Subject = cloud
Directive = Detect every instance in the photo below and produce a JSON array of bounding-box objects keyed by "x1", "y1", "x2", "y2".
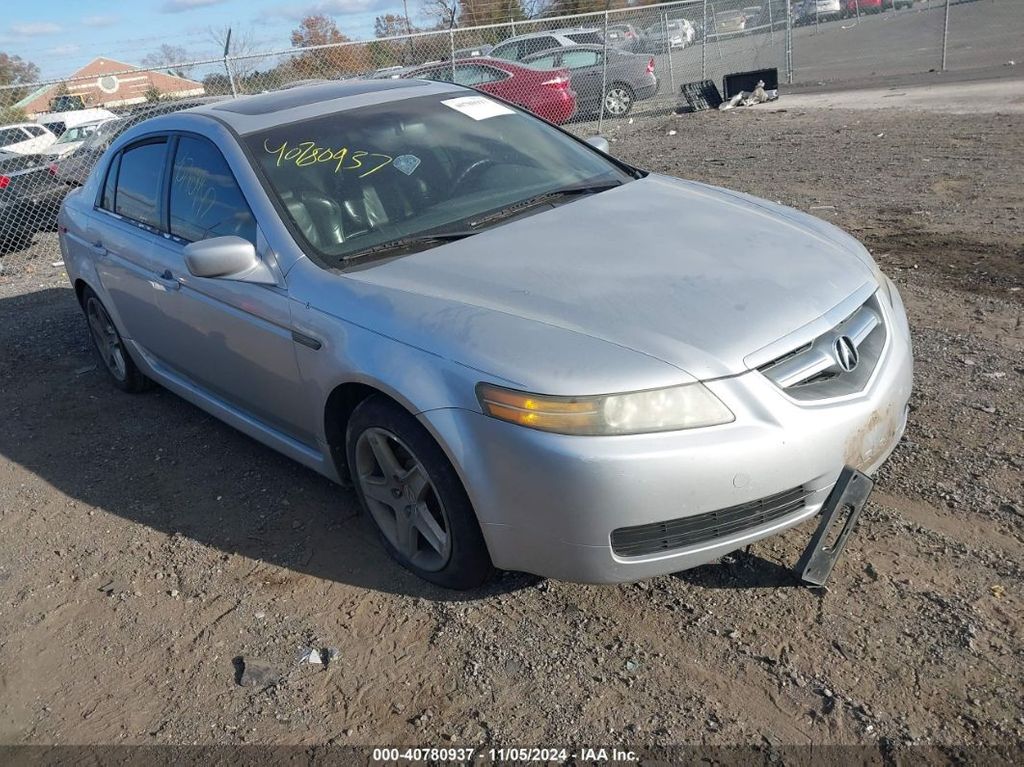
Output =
[
  {"x1": 261, "y1": 0, "x2": 392, "y2": 22},
  {"x1": 161, "y1": 0, "x2": 228, "y2": 13},
  {"x1": 10, "y1": 22, "x2": 62, "y2": 37},
  {"x1": 82, "y1": 15, "x2": 119, "y2": 28}
]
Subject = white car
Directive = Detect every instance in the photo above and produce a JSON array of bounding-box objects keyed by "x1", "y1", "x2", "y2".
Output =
[
  {"x1": 0, "y1": 123, "x2": 57, "y2": 157},
  {"x1": 41, "y1": 120, "x2": 111, "y2": 158}
]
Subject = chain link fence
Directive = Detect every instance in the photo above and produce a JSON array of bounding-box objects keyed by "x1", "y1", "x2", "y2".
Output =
[{"x1": 0, "y1": 0, "x2": 1016, "y2": 278}]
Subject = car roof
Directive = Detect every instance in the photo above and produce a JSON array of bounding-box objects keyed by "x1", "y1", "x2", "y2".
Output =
[
  {"x1": 495, "y1": 31, "x2": 568, "y2": 43},
  {"x1": 521, "y1": 44, "x2": 606, "y2": 60},
  {"x1": 181, "y1": 79, "x2": 464, "y2": 135}
]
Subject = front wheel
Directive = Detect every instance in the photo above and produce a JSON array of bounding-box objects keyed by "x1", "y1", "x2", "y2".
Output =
[
  {"x1": 603, "y1": 84, "x2": 635, "y2": 118},
  {"x1": 346, "y1": 396, "x2": 492, "y2": 589}
]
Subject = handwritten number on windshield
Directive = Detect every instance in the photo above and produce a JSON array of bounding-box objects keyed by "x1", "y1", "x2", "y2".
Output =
[{"x1": 263, "y1": 140, "x2": 393, "y2": 178}]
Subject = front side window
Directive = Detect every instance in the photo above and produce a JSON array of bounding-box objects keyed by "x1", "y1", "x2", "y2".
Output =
[
  {"x1": 25, "y1": 125, "x2": 48, "y2": 137},
  {"x1": 113, "y1": 140, "x2": 166, "y2": 228},
  {"x1": 169, "y1": 136, "x2": 256, "y2": 244},
  {"x1": 246, "y1": 93, "x2": 631, "y2": 266}
]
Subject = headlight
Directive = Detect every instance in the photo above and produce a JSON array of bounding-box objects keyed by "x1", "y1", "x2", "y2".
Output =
[{"x1": 476, "y1": 382, "x2": 734, "y2": 436}]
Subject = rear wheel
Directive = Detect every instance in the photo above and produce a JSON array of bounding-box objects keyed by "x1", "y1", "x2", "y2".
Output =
[
  {"x1": 346, "y1": 396, "x2": 492, "y2": 589},
  {"x1": 603, "y1": 84, "x2": 635, "y2": 118},
  {"x1": 81, "y1": 286, "x2": 150, "y2": 392}
]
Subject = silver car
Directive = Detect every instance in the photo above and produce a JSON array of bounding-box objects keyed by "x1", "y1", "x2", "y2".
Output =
[{"x1": 59, "y1": 80, "x2": 913, "y2": 589}]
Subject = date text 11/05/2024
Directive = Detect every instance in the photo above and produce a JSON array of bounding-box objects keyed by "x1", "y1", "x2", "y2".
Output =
[{"x1": 371, "y1": 747, "x2": 639, "y2": 762}]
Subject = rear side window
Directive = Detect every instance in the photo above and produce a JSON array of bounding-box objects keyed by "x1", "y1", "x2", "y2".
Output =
[
  {"x1": 522, "y1": 37, "x2": 558, "y2": 57},
  {"x1": 562, "y1": 50, "x2": 600, "y2": 69},
  {"x1": 169, "y1": 135, "x2": 256, "y2": 245},
  {"x1": 25, "y1": 125, "x2": 48, "y2": 137},
  {"x1": 453, "y1": 64, "x2": 505, "y2": 87},
  {"x1": 0, "y1": 128, "x2": 22, "y2": 148},
  {"x1": 114, "y1": 140, "x2": 166, "y2": 228}
]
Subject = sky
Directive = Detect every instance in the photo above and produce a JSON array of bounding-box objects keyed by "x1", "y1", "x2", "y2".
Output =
[{"x1": 1, "y1": 0, "x2": 410, "y2": 81}]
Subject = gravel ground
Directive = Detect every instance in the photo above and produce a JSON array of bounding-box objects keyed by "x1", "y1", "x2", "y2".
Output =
[{"x1": 0, "y1": 105, "x2": 1021, "y2": 752}]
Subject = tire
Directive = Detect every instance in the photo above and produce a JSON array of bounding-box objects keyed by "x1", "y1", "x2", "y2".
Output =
[
  {"x1": 346, "y1": 395, "x2": 492, "y2": 590},
  {"x1": 80, "y1": 285, "x2": 150, "y2": 393},
  {"x1": 602, "y1": 83, "x2": 635, "y2": 118}
]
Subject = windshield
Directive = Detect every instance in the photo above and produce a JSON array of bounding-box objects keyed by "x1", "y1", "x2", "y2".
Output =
[
  {"x1": 245, "y1": 93, "x2": 632, "y2": 266},
  {"x1": 55, "y1": 123, "x2": 102, "y2": 144},
  {"x1": 80, "y1": 117, "x2": 126, "y2": 151}
]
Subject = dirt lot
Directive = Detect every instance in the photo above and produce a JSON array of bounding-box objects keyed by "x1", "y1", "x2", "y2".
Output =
[{"x1": 0, "y1": 104, "x2": 1021, "y2": 753}]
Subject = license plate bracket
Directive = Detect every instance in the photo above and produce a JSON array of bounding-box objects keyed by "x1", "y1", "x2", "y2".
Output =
[{"x1": 796, "y1": 467, "x2": 873, "y2": 587}]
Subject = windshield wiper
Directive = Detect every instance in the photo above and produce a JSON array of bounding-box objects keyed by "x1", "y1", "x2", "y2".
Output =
[
  {"x1": 340, "y1": 231, "x2": 475, "y2": 265},
  {"x1": 338, "y1": 181, "x2": 621, "y2": 266},
  {"x1": 466, "y1": 181, "x2": 622, "y2": 229}
]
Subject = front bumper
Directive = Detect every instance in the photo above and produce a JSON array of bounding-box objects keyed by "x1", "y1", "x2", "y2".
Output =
[{"x1": 420, "y1": 289, "x2": 913, "y2": 583}]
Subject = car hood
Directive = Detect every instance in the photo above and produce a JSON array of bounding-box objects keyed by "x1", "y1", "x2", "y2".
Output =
[{"x1": 343, "y1": 174, "x2": 876, "y2": 381}]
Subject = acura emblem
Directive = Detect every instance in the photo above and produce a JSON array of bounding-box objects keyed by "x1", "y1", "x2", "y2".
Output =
[{"x1": 834, "y1": 335, "x2": 859, "y2": 372}]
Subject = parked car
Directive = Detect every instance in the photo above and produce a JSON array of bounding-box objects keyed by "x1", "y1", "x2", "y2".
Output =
[
  {"x1": 0, "y1": 123, "x2": 57, "y2": 157},
  {"x1": 50, "y1": 97, "x2": 227, "y2": 187},
  {"x1": 41, "y1": 120, "x2": 111, "y2": 158},
  {"x1": 521, "y1": 45, "x2": 657, "y2": 118},
  {"x1": 0, "y1": 152, "x2": 69, "y2": 250},
  {"x1": 36, "y1": 107, "x2": 117, "y2": 138},
  {"x1": 799, "y1": 0, "x2": 843, "y2": 20},
  {"x1": 450, "y1": 44, "x2": 494, "y2": 59},
  {"x1": 843, "y1": 0, "x2": 883, "y2": 14},
  {"x1": 489, "y1": 28, "x2": 603, "y2": 62},
  {"x1": 404, "y1": 58, "x2": 577, "y2": 124},
  {"x1": 604, "y1": 23, "x2": 642, "y2": 51},
  {"x1": 59, "y1": 79, "x2": 912, "y2": 588},
  {"x1": 640, "y1": 18, "x2": 696, "y2": 52},
  {"x1": 713, "y1": 10, "x2": 749, "y2": 35}
]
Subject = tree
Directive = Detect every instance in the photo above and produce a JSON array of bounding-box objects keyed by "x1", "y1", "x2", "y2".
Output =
[
  {"x1": 375, "y1": 13, "x2": 413, "y2": 38},
  {"x1": 144, "y1": 85, "x2": 162, "y2": 102},
  {"x1": 459, "y1": 0, "x2": 528, "y2": 27},
  {"x1": 141, "y1": 44, "x2": 192, "y2": 79},
  {"x1": 0, "y1": 52, "x2": 40, "y2": 111},
  {"x1": 420, "y1": 0, "x2": 459, "y2": 29},
  {"x1": 289, "y1": 14, "x2": 362, "y2": 76},
  {"x1": 202, "y1": 72, "x2": 233, "y2": 96},
  {"x1": 207, "y1": 25, "x2": 264, "y2": 82}
]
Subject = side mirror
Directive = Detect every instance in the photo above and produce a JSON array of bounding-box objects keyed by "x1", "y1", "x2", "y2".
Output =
[
  {"x1": 183, "y1": 236, "x2": 276, "y2": 285},
  {"x1": 585, "y1": 135, "x2": 610, "y2": 154}
]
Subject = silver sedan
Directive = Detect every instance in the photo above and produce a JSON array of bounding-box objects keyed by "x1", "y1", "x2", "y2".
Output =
[{"x1": 59, "y1": 80, "x2": 913, "y2": 588}]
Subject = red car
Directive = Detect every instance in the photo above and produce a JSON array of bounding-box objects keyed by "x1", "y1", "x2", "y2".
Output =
[
  {"x1": 844, "y1": 0, "x2": 883, "y2": 13},
  {"x1": 404, "y1": 58, "x2": 577, "y2": 125}
]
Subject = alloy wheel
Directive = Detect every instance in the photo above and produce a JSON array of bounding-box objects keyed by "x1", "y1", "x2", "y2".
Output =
[
  {"x1": 86, "y1": 297, "x2": 127, "y2": 381},
  {"x1": 354, "y1": 427, "x2": 452, "y2": 572},
  {"x1": 604, "y1": 87, "x2": 633, "y2": 117}
]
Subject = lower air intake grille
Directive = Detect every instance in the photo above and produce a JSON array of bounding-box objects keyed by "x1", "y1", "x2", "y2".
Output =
[{"x1": 610, "y1": 486, "x2": 808, "y2": 557}]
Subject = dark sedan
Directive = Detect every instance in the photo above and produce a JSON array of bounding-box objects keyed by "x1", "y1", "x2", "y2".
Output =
[
  {"x1": 0, "y1": 153, "x2": 70, "y2": 251},
  {"x1": 521, "y1": 45, "x2": 657, "y2": 118}
]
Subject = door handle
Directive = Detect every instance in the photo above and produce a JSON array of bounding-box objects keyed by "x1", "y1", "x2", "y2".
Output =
[
  {"x1": 90, "y1": 240, "x2": 107, "y2": 257},
  {"x1": 156, "y1": 269, "x2": 181, "y2": 291}
]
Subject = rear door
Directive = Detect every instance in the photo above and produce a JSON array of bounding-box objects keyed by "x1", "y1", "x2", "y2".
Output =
[{"x1": 90, "y1": 137, "x2": 175, "y2": 355}]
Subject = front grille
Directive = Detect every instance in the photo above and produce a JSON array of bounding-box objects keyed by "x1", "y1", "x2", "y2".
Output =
[
  {"x1": 758, "y1": 294, "x2": 888, "y2": 401},
  {"x1": 610, "y1": 486, "x2": 808, "y2": 558}
]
